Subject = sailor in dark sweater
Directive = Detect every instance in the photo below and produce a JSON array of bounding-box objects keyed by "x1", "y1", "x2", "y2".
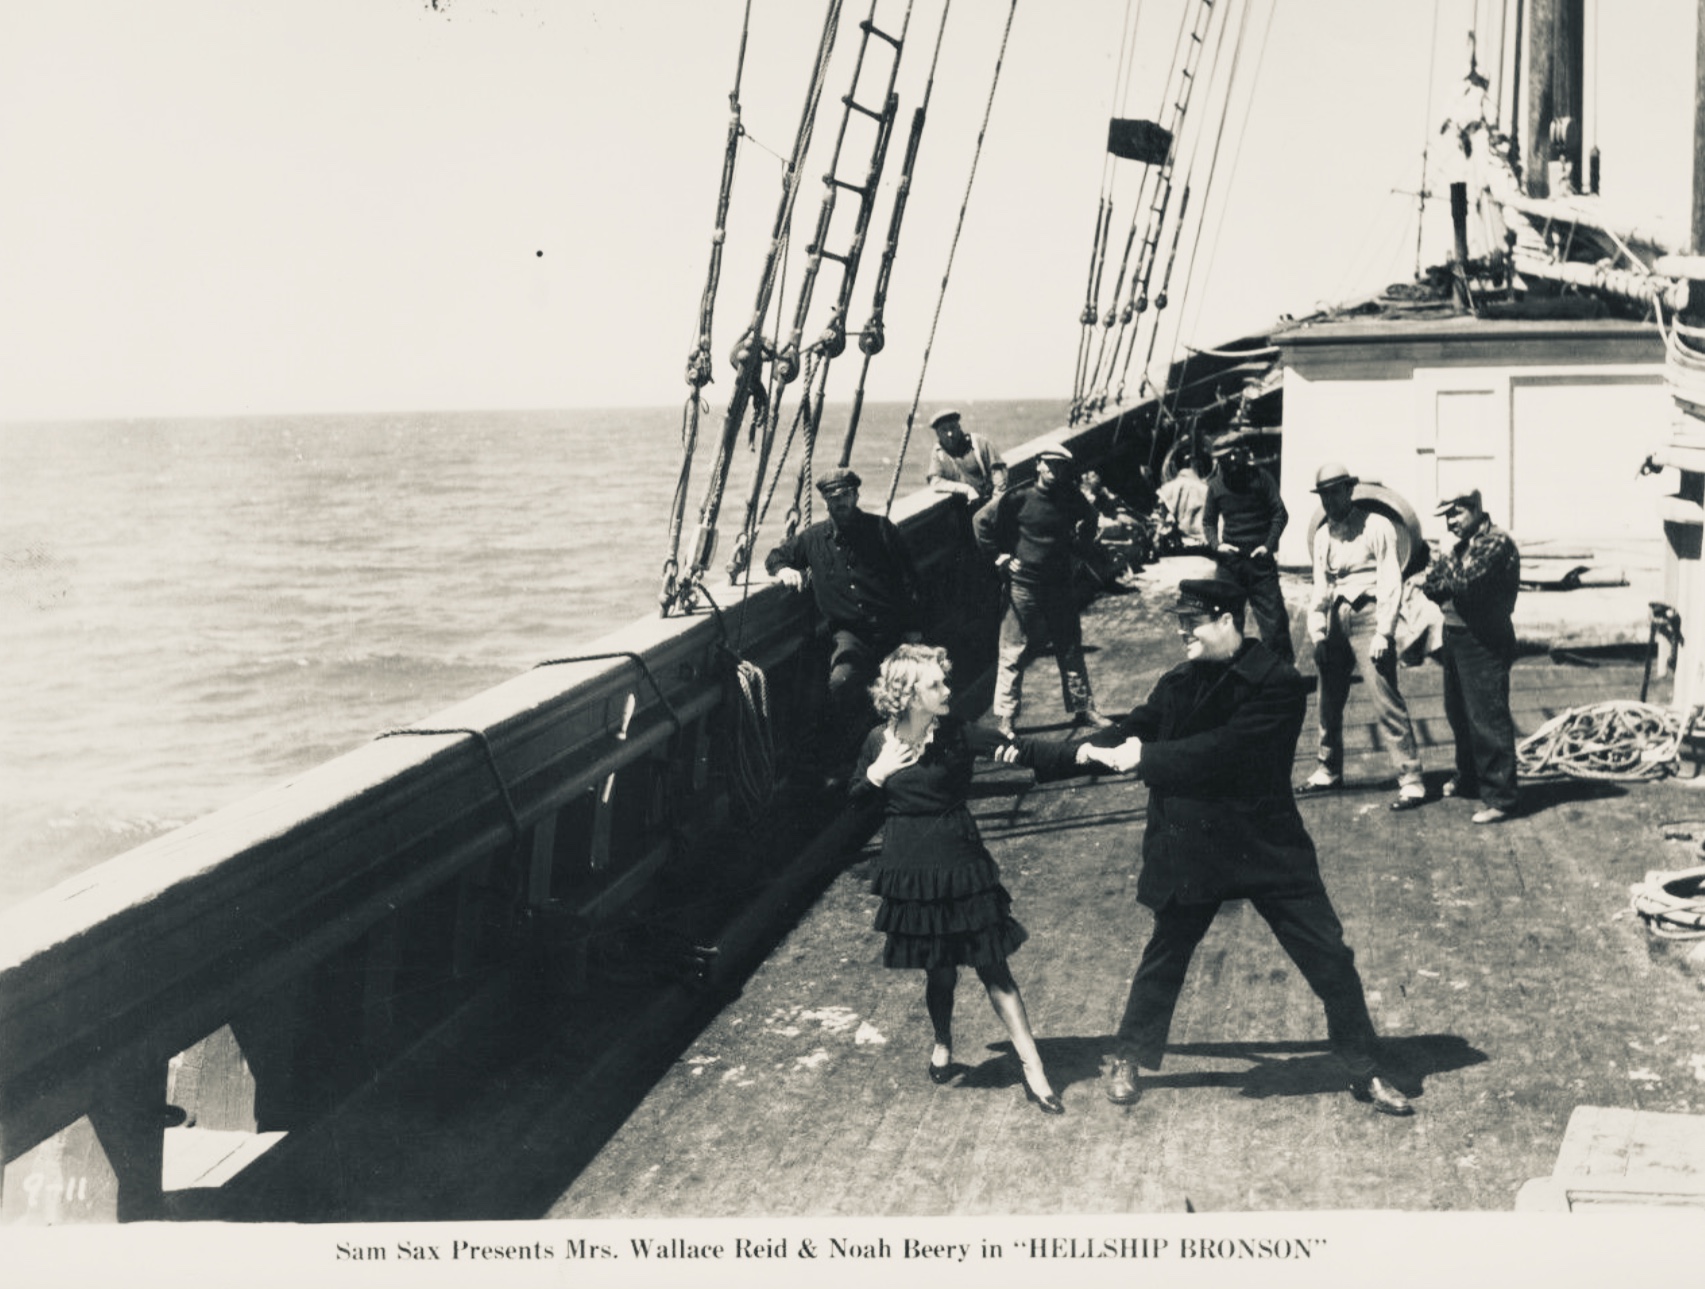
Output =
[
  {"x1": 1202, "y1": 432, "x2": 1293, "y2": 662},
  {"x1": 977, "y1": 444, "x2": 1113, "y2": 737}
]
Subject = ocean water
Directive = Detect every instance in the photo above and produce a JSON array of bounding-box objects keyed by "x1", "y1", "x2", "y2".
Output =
[{"x1": 0, "y1": 400, "x2": 1065, "y2": 911}]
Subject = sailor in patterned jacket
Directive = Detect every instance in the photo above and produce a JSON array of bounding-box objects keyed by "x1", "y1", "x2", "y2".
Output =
[{"x1": 1420, "y1": 488, "x2": 1521, "y2": 823}]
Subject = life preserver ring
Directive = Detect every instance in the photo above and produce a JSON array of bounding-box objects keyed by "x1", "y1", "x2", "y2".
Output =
[{"x1": 1303, "y1": 481, "x2": 1428, "y2": 577}]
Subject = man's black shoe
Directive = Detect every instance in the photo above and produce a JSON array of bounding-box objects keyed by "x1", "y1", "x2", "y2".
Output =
[
  {"x1": 1350, "y1": 1075, "x2": 1415, "y2": 1117},
  {"x1": 1105, "y1": 1058, "x2": 1141, "y2": 1105}
]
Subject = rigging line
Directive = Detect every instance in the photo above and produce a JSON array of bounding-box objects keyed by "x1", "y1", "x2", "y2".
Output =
[
  {"x1": 780, "y1": 0, "x2": 912, "y2": 369},
  {"x1": 1161, "y1": 0, "x2": 1267, "y2": 423},
  {"x1": 1124, "y1": 0, "x2": 1240, "y2": 405},
  {"x1": 1072, "y1": 0, "x2": 1146, "y2": 417},
  {"x1": 1079, "y1": 0, "x2": 1196, "y2": 414},
  {"x1": 837, "y1": 0, "x2": 955, "y2": 469},
  {"x1": 674, "y1": 0, "x2": 844, "y2": 612},
  {"x1": 883, "y1": 0, "x2": 1020, "y2": 514},
  {"x1": 1174, "y1": 0, "x2": 1272, "y2": 359},
  {"x1": 1094, "y1": 0, "x2": 1216, "y2": 405},
  {"x1": 1170, "y1": 0, "x2": 1272, "y2": 383},
  {"x1": 663, "y1": 9, "x2": 760, "y2": 609},
  {"x1": 1414, "y1": 0, "x2": 1443, "y2": 278},
  {"x1": 1126, "y1": 0, "x2": 1216, "y2": 310},
  {"x1": 1112, "y1": 0, "x2": 1237, "y2": 402}
]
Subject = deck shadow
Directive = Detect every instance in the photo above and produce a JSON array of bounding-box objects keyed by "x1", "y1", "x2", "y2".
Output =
[
  {"x1": 951, "y1": 1036, "x2": 1114, "y2": 1095},
  {"x1": 1510, "y1": 777, "x2": 1629, "y2": 815},
  {"x1": 1113, "y1": 1034, "x2": 1486, "y2": 1103}
]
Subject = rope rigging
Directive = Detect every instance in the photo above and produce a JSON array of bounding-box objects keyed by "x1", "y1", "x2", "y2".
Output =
[
  {"x1": 1124, "y1": 0, "x2": 1243, "y2": 413},
  {"x1": 725, "y1": 0, "x2": 918, "y2": 580},
  {"x1": 883, "y1": 0, "x2": 1019, "y2": 514},
  {"x1": 1152, "y1": 0, "x2": 1272, "y2": 423},
  {"x1": 663, "y1": 0, "x2": 845, "y2": 617},
  {"x1": 661, "y1": 0, "x2": 757, "y2": 613},
  {"x1": 1073, "y1": 0, "x2": 1183, "y2": 418},
  {"x1": 1071, "y1": 0, "x2": 1219, "y2": 424},
  {"x1": 659, "y1": 0, "x2": 1018, "y2": 609}
]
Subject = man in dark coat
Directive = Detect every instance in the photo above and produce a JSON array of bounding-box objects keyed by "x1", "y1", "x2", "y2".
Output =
[
  {"x1": 1009, "y1": 576, "x2": 1414, "y2": 1116},
  {"x1": 765, "y1": 467, "x2": 923, "y2": 781}
]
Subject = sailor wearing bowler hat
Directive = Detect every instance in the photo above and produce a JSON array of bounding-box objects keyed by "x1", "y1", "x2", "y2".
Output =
[
  {"x1": 764, "y1": 467, "x2": 924, "y2": 783},
  {"x1": 1302, "y1": 462, "x2": 1425, "y2": 810},
  {"x1": 1001, "y1": 575, "x2": 1415, "y2": 1115}
]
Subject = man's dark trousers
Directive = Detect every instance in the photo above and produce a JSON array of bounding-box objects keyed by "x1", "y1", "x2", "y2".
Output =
[
  {"x1": 822, "y1": 627, "x2": 895, "y2": 770},
  {"x1": 1440, "y1": 624, "x2": 1517, "y2": 810},
  {"x1": 1116, "y1": 893, "x2": 1379, "y2": 1078},
  {"x1": 1222, "y1": 548, "x2": 1294, "y2": 662}
]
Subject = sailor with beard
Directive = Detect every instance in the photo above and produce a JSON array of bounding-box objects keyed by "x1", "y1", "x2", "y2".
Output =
[{"x1": 1002, "y1": 576, "x2": 1414, "y2": 1117}]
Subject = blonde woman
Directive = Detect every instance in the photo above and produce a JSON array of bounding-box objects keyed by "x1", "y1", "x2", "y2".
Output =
[{"x1": 849, "y1": 644, "x2": 1064, "y2": 1115}]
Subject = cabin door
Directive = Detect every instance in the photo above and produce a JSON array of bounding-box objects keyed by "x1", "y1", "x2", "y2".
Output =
[
  {"x1": 1432, "y1": 388, "x2": 1508, "y2": 526},
  {"x1": 1510, "y1": 375, "x2": 1668, "y2": 540}
]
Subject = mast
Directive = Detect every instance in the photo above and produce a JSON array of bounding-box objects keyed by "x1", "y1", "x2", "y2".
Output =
[
  {"x1": 1520, "y1": 0, "x2": 1584, "y2": 198},
  {"x1": 1695, "y1": 0, "x2": 1705, "y2": 251}
]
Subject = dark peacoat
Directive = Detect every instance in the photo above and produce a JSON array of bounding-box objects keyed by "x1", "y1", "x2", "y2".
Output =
[{"x1": 1025, "y1": 639, "x2": 1325, "y2": 909}]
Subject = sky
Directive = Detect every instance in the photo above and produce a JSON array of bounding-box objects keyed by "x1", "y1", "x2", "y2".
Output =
[{"x1": 0, "y1": 0, "x2": 1495, "y2": 420}]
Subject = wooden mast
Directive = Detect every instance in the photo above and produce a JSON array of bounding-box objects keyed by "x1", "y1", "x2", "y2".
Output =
[
  {"x1": 1520, "y1": 0, "x2": 1584, "y2": 198},
  {"x1": 1694, "y1": 0, "x2": 1705, "y2": 252}
]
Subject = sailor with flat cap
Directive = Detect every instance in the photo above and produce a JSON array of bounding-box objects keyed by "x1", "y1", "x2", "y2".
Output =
[
  {"x1": 1420, "y1": 487, "x2": 1521, "y2": 823},
  {"x1": 978, "y1": 442, "x2": 1112, "y2": 736},
  {"x1": 765, "y1": 466, "x2": 924, "y2": 786},
  {"x1": 926, "y1": 408, "x2": 1008, "y2": 507},
  {"x1": 1303, "y1": 461, "x2": 1425, "y2": 810},
  {"x1": 1201, "y1": 429, "x2": 1294, "y2": 661},
  {"x1": 1000, "y1": 572, "x2": 1416, "y2": 1116}
]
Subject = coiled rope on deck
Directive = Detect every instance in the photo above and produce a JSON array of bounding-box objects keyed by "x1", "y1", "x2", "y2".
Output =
[
  {"x1": 1514, "y1": 700, "x2": 1685, "y2": 782},
  {"x1": 1631, "y1": 822, "x2": 1705, "y2": 939}
]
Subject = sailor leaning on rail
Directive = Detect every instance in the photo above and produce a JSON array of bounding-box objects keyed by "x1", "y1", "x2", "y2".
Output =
[
  {"x1": 764, "y1": 468, "x2": 923, "y2": 790},
  {"x1": 925, "y1": 407, "x2": 1007, "y2": 512},
  {"x1": 995, "y1": 576, "x2": 1416, "y2": 1117}
]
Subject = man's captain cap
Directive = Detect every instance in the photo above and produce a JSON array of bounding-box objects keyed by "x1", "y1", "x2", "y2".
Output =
[
  {"x1": 1173, "y1": 577, "x2": 1247, "y2": 617},
  {"x1": 929, "y1": 408, "x2": 962, "y2": 429}
]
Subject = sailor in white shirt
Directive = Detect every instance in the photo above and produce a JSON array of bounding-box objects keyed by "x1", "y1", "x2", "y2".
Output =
[{"x1": 1300, "y1": 463, "x2": 1424, "y2": 810}]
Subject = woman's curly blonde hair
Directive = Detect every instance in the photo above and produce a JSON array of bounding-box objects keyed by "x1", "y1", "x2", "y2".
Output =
[{"x1": 870, "y1": 643, "x2": 952, "y2": 720}]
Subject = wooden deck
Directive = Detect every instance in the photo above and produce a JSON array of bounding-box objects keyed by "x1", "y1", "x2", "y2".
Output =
[{"x1": 171, "y1": 587, "x2": 1705, "y2": 1219}]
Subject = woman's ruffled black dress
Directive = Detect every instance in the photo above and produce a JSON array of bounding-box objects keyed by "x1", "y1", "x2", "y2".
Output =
[{"x1": 849, "y1": 717, "x2": 1026, "y2": 969}]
